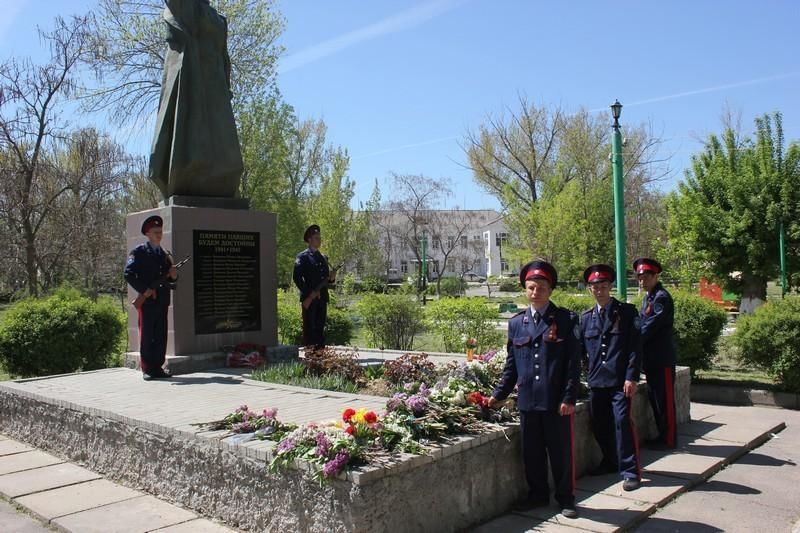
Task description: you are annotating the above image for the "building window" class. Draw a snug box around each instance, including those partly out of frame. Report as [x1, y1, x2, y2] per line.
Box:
[496, 232, 508, 247]
[460, 235, 468, 248]
[501, 259, 509, 272]
[461, 260, 469, 272]
[447, 236, 455, 249]
[432, 237, 441, 249]
[400, 260, 408, 274]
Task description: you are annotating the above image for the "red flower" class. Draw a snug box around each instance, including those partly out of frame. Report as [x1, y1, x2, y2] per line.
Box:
[467, 391, 487, 407]
[342, 408, 356, 422]
[345, 425, 355, 435]
[364, 411, 378, 424]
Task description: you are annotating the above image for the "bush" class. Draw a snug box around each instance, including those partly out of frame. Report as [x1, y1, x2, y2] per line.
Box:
[734, 297, 800, 392]
[497, 278, 519, 292]
[276, 289, 303, 345]
[551, 291, 595, 315]
[325, 308, 354, 345]
[0, 287, 125, 377]
[437, 277, 466, 297]
[303, 346, 363, 381]
[672, 291, 727, 374]
[383, 353, 436, 385]
[425, 297, 504, 353]
[360, 276, 386, 294]
[355, 294, 424, 350]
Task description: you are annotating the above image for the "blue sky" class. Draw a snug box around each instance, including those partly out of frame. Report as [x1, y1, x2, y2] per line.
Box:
[2, 0, 798, 210]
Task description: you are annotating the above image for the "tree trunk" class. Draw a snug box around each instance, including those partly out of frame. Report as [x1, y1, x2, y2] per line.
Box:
[739, 272, 767, 315]
[23, 227, 38, 297]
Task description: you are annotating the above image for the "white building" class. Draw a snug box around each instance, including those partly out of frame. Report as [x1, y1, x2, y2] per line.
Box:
[371, 209, 517, 282]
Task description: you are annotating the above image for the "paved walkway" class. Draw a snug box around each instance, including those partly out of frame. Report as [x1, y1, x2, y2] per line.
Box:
[473, 403, 794, 533]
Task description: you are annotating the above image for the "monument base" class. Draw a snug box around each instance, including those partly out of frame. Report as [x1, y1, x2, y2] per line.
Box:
[126, 205, 277, 358]
[124, 345, 299, 375]
[160, 194, 250, 210]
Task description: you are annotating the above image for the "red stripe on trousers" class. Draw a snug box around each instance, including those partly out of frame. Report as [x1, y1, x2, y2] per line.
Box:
[628, 397, 641, 478]
[569, 412, 576, 495]
[137, 307, 146, 372]
[665, 368, 676, 447]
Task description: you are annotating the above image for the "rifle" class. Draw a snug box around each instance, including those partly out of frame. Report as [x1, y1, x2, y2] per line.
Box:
[131, 255, 191, 310]
[301, 262, 343, 310]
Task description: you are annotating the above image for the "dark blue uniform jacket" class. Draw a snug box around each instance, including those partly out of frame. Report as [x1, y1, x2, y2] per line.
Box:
[493, 303, 580, 411]
[293, 248, 330, 303]
[581, 297, 642, 388]
[640, 282, 676, 367]
[124, 243, 175, 307]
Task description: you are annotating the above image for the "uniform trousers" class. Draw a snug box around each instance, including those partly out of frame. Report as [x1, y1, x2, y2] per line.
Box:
[519, 409, 575, 506]
[644, 363, 677, 448]
[589, 386, 641, 479]
[138, 303, 168, 372]
[302, 299, 327, 347]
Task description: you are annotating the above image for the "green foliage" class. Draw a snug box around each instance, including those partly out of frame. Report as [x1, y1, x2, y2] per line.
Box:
[354, 294, 424, 350]
[324, 308, 354, 346]
[666, 113, 800, 300]
[436, 277, 466, 297]
[551, 291, 595, 315]
[672, 292, 727, 374]
[0, 287, 125, 377]
[251, 362, 360, 394]
[734, 297, 800, 392]
[425, 297, 504, 353]
[383, 353, 436, 385]
[276, 289, 303, 345]
[360, 276, 387, 294]
[497, 278, 520, 292]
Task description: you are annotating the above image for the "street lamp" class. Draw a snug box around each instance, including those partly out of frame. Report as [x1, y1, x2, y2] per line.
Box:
[611, 100, 627, 299]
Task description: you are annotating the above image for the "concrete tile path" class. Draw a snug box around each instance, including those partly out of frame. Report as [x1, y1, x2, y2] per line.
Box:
[472, 403, 792, 533]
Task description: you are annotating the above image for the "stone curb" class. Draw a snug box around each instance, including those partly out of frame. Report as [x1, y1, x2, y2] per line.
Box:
[692, 383, 800, 410]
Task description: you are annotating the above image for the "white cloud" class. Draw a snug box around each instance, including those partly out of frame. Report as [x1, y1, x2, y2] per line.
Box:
[279, 0, 466, 74]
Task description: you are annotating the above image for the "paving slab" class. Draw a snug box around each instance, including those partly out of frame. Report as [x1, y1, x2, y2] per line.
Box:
[53, 495, 197, 533]
[0, 450, 64, 475]
[641, 450, 725, 481]
[152, 518, 238, 532]
[577, 472, 690, 507]
[0, 439, 35, 456]
[14, 478, 142, 520]
[0, 462, 102, 498]
[472, 512, 584, 533]
[519, 492, 654, 533]
[0, 499, 50, 533]
[679, 416, 784, 447]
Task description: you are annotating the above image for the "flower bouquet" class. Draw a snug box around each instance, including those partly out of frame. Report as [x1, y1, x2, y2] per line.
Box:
[195, 405, 296, 441]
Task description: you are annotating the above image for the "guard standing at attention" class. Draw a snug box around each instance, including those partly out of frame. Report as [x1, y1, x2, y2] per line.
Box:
[581, 264, 642, 491]
[487, 260, 581, 519]
[124, 215, 178, 381]
[293, 225, 336, 348]
[634, 257, 678, 449]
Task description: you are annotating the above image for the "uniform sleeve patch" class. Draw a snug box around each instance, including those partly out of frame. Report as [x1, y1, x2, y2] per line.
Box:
[126, 254, 135, 265]
[573, 323, 581, 339]
[654, 303, 663, 314]
[634, 316, 641, 329]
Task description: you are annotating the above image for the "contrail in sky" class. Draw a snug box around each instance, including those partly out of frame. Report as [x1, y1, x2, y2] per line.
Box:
[591, 71, 799, 112]
[352, 135, 459, 160]
[279, 0, 466, 74]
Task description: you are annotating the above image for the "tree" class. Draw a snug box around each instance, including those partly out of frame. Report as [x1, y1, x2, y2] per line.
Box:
[0, 16, 92, 296]
[667, 112, 800, 312]
[85, 0, 285, 126]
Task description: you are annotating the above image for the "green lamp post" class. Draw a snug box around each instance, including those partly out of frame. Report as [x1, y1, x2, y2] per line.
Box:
[611, 100, 627, 300]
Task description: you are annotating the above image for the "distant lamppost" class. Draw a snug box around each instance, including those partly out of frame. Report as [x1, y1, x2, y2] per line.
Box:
[420, 232, 428, 304]
[611, 99, 627, 299]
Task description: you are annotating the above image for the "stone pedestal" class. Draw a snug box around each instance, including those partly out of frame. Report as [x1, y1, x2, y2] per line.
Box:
[125, 205, 279, 363]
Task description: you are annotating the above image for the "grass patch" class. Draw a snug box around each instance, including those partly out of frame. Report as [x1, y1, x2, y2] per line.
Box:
[693, 335, 780, 391]
[349, 326, 446, 352]
[251, 361, 361, 394]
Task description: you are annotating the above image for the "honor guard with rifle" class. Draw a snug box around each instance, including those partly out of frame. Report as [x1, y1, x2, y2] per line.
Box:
[293, 225, 338, 348]
[124, 215, 182, 380]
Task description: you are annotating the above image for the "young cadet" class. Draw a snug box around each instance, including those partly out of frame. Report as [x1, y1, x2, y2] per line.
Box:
[581, 264, 642, 491]
[124, 215, 178, 380]
[488, 260, 581, 519]
[293, 225, 336, 348]
[634, 257, 678, 449]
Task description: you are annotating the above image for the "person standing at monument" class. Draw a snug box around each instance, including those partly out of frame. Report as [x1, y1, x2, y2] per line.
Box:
[487, 260, 580, 519]
[634, 257, 678, 449]
[293, 225, 336, 349]
[124, 216, 178, 380]
[580, 264, 642, 491]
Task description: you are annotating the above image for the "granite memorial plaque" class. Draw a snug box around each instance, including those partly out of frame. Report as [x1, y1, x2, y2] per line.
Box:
[193, 230, 261, 334]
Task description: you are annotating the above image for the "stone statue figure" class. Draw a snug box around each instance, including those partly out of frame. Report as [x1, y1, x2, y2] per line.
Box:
[149, 0, 243, 199]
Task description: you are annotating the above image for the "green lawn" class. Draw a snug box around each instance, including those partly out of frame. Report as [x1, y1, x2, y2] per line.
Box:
[348, 327, 446, 352]
[694, 335, 779, 390]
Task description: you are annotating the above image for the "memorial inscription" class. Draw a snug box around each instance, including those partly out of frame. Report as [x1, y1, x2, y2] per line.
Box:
[193, 230, 261, 334]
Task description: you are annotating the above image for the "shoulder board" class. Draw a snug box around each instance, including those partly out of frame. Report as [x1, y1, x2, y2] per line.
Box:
[581, 308, 593, 317]
[512, 309, 526, 318]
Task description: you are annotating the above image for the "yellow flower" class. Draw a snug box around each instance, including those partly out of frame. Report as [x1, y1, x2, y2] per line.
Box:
[353, 408, 368, 424]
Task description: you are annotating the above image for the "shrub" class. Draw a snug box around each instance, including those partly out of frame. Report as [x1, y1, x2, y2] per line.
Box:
[276, 289, 303, 345]
[734, 297, 800, 392]
[303, 346, 363, 382]
[551, 291, 595, 315]
[325, 308, 354, 345]
[672, 291, 727, 374]
[497, 278, 519, 292]
[360, 276, 386, 294]
[0, 287, 125, 377]
[437, 277, 466, 297]
[355, 294, 424, 350]
[383, 353, 436, 385]
[425, 297, 504, 353]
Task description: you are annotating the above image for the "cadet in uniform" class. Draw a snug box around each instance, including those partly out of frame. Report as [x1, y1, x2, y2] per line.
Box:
[634, 257, 677, 449]
[488, 260, 580, 519]
[293, 225, 336, 348]
[581, 264, 642, 491]
[124, 215, 177, 380]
